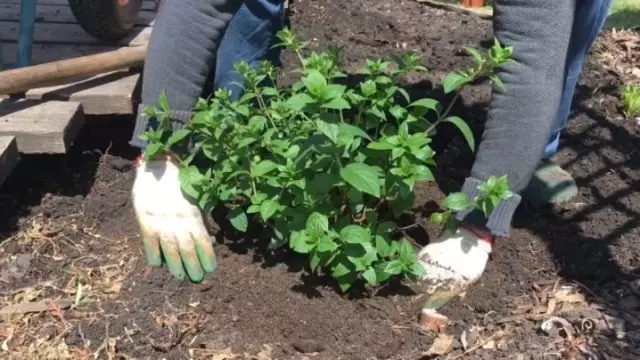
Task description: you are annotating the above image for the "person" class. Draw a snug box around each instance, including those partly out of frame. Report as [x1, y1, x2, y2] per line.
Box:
[417, 0, 612, 326]
[130, 0, 284, 282]
[128, 0, 612, 323]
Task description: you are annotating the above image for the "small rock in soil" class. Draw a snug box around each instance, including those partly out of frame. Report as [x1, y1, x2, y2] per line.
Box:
[110, 158, 133, 172]
[292, 339, 325, 353]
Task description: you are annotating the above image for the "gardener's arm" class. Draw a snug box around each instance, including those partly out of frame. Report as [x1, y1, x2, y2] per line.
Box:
[130, 0, 244, 283]
[418, 0, 575, 325]
[129, 0, 243, 149]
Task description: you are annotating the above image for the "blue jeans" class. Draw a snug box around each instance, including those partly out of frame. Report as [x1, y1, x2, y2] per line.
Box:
[209, 0, 285, 100]
[543, 0, 612, 159]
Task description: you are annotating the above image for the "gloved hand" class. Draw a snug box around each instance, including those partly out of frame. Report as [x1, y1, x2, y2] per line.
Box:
[416, 226, 492, 330]
[132, 155, 217, 282]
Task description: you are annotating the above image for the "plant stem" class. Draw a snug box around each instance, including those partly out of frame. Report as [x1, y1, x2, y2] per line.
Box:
[425, 91, 461, 134]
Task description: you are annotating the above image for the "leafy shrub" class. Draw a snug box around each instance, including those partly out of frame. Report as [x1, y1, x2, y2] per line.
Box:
[141, 29, 513, 291]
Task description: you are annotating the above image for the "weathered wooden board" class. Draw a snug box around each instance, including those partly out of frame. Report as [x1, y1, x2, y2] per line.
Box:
[1, 42, 119, 68]
[23, 70, 141, 115]
[1, 0, 157, 11]
[0, 21, 152, 46]
[0, 99, 85, 154]
[0, 3, 156, 25]
[0, 136, 19, 187]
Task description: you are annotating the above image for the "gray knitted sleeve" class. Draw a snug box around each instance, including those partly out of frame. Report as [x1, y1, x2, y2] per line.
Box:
[129, 0, 243, 148]
[456, 0, 576, 236]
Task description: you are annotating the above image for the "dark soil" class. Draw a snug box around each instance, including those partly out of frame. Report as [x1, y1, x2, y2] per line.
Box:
[1, 0, 639, 359]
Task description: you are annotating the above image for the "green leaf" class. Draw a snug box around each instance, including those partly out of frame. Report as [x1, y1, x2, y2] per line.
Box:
[303, 70, 328, 98]
[166, 129, 190, 147]
[430, 212, 445, 224]
[338, 123, 372, 140]
[360, 80, 377, 97]
[409, 262, 426, 277]
[310, 250, 335, 271]
[390, 192, 415, 217]
[443, 192, 470, 212]
[317, 236, 338, 252]
[362, 267, 377, 285]
[409, 98, 442, 114]
[442, 72, 469, 94]
[247, 204, 261, 214]
[290, 231, 314, 253]
[383, 259, 404, 275]
[322, 97, 351, 110]
[307, 173, 340, 194]
[178, 165, 203, 200]
[397, 88, 411, 103]
[306, 212, 329, 238]
[414, 165, 434, 181]
[228, 208, 248, 232]
[464, 46, 485, 65]
[331, 258, 354, 278]
[237, 137, 258, 149]
[158, 90, 170, 113]
[490, 75, 507, 94]
[251, 160, 278, 177]
[398, 239, 417, 264]
[367, 140, 395, 150]
[375, 235, 392, 258]
[377, 222, 396, 235]
[340, 163, 382, 198]
[444, 116, 475, 151]
[344, 243, 374, 271]
[286, 93, 316, 111]
[337, 272, 357, 292]
[260, 199, 279, 221]
[145, 143, 164, 158]
[339, 225, 371, 244]
[316, 119, 340, 143]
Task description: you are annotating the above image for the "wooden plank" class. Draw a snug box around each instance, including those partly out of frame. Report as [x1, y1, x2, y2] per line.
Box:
[1, 0, 157, 11]
[1, 42, 119, 67]
[0, 21, 152, 46]
[0, 4, 155, 25]
[24, 70, 141, 115]
[0, 136, 19, 187]
[0, 99, 85, 154]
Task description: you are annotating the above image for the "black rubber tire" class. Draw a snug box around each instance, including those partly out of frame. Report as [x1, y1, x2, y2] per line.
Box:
[69, 0, 144, 42]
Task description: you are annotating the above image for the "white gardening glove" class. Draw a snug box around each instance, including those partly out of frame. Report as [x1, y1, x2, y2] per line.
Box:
[417, 226, 492, 331]
[132, 156, 217, 282]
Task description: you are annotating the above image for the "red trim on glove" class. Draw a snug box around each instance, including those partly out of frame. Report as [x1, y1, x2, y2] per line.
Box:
[460, 223, 493, 246]
[135, 153, 177, 167]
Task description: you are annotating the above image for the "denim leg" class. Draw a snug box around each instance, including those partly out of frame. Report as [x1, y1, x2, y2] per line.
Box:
[204, 0, 284, 100]
[543, 0, 612, 159]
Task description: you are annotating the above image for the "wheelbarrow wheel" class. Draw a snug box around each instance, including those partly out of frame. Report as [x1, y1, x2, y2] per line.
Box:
[68, 0, 144, 41]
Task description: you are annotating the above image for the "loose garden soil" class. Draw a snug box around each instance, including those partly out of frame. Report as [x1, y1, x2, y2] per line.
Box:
[1, 1, 639, 359]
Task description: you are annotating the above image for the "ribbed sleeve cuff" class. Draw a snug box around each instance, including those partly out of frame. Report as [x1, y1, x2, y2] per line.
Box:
[455, 177, 522, 237]
[129, 103, 194, 149]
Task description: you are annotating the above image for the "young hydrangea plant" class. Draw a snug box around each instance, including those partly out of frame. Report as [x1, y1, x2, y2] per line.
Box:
[141, 28, 514, 292]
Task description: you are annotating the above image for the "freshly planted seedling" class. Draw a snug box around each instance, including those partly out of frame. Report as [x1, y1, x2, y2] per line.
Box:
[431, 175, 514, 230]
[621, 84, 640, 119]
[141, 29, 514, 292]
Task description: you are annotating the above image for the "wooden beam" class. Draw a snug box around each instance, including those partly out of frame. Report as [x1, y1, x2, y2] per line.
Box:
[1, 42, 119, 68]
[0, 99, 85, 154]
[0, 3, 156, 26]
[23, 70, 141, 115]
[0, 21, 152, 46]
[0, 136, 19, 187]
